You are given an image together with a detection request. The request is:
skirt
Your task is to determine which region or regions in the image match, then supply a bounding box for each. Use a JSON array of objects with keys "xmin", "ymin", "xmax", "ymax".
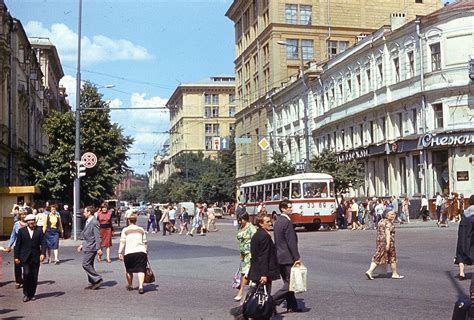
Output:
[
  {"xmin": 45, "ymin": 228, "xmax": 60, "ymax": 249},
  {"xmin": 124, "ymin": 252, "xmax": 147, "ymax": 273}
]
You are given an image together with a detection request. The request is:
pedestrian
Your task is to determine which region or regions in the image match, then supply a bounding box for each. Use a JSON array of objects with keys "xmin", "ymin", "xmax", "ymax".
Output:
[
  {"xmin": 24, "ymin": 201, "xmax": 33, "ymax": 215},
  {"xmin": 35, "ymin": 207, "xmax": 46, "ymax": 228},
  {"xmin": 365, "ymin": 210, "xmax": 404, "ymax": 280},
  {"xmin": 77, "ymin": 206, "xmax": 103, "ymax": 290},
  {"xmin": 359, "ymin": 201, "xmax": 367, "ymax": 229},
  {"xmin": 234, "ymin": 211, "xmax": 257, "ymax": 302},
  {"xmin": 454, "ymin": 195, "xmax": 474, "ymax": 280},
  {"xmin": 439, "ymin": 195, "xmax": 449, "ymax": 227},
  {"xmin": 13, "ymin": 214, "xmax": 46, "ymax": 302},
  {"xmin": 178, "ymin": 207, "xmax": 189, "ymax": 235},
  {"xmin": 351, "ymin": 199, "xmax": 361, "ymax": 230},
  {"xmin": 374, "ymin": 199, "xmax": 385, "ymax": 226},
  {"xmin": 451, "ymin": 193, "xmax": 460, "ymax": 222},
  {"xmin": 188, "ymin": 203, "xmax": 204, "ymax": 236},
  {"xmin": 336, "ymin": 201, "xmax": 346, "ymax": 229},
  {"xmin": 97, "ymin": 205, "xmax": 113, "ymax": 263},
  {"xmin": 115, "ymin": 206, "xmax": 122, "ymax": 227},
  {"xmin": 60, "ymin": 205, "xmax": 73, "ymax": 240},
  {"xmin": 435, "ymin": 192, "xmax": 443, "ymax": 224},
  {"xmin": 11, "ymin": 204, "xmax": 20, "ymax": 222},
  {"xmin": 146, "ymin": 207, "xmax": 157, "ymax": 234},
  {"xmin": 420, "ymin": 195, "xmax": 429, "ymax": 221},
  {"xmin": 43, "ymin": 205, "xmax": 63, "ymax": 264},
  {"xmin": 6, "ymin": 208, "xmax": 28, "ymax": 289},
  {"xmin": 246, "ymin": 213, "xmax": 280, "ymax": 317},
  {"xmin": 168, "ymin": 205, "xmax": 177, "ymax": 232},
  {"xmin": 391, "ymin": 196, "xmax": 399, "ymax": 222},
  {"xmin": 118, "ymin": 214, "xmax": 148, "ymax": 294},
  {"xmin": 124, "ymin": 206, "xmax": 133, "ymax": 226},
  {"xmin": 207, "ymin": 203, "xmax": 218, "ymax": 232},
  {"xmin": 160, "ymin": 206, "xmax": 172, "ymax": 236},
  {"xmin": 401, "ymin": 197, "xmax": 411, "ymax": 224},
  {"xmin": 154, "ymin": 206, "xmax": 162, "ymax": 232},
  {"xmin": 272, "ymin": 200, "xmax": 303, "ymax": 313}
]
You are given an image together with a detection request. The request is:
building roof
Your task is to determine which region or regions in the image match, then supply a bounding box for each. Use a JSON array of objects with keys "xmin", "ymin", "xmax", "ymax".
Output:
[
  {"xmin": 29, "ymin": 37, "xmax": 64, "ymax": 79},
  {"xmin": 180, "ymin": 76, "xmax": 235, "ymax": 87}
]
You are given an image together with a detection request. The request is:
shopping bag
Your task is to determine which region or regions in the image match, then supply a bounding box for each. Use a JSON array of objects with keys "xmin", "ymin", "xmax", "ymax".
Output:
[
  {"xmin": 144, "ymin": 259, "xmax": 155, "ymax": 283},
  {"xmin": 243, "ymin": 284, "xmax": 274, "ymax": 319},
  {"xmin": 289, "ymin": 263, "xmax": 307, "ymax": 293},
  {"xmin": 232, "ymin": 264, "xmax": 241, "ymax": 289}
]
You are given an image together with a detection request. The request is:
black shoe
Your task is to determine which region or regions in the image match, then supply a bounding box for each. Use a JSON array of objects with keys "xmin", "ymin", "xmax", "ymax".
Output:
[
  {"xmin": 90, "ymin": 279, "xmax": 103, "ymax": 290},
  {"xmin": 15, "ymin": 283, "xmax": 23, "ymax": 289},
  {"xmin": 23, "ymin": 296, "xmax": 30, "ymax": 302},
  {"xmin": 138, "ymin": 288, "xmax": 144, "ymax": 294},
  {"xmin": 287, "ymin": 308, "xmax": 303, "ymax": 313}
]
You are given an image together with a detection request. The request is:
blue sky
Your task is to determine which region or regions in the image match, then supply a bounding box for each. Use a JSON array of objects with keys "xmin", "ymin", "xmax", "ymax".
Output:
[{"xmin": 7, "ymin": 0, "xmax": 235, "ymax": 174}]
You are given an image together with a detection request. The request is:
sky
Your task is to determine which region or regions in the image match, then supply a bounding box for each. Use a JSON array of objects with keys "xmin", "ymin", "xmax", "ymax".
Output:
[{"xmin": 7, "ymin": 0, "xmax": 235, "ymax": 174}]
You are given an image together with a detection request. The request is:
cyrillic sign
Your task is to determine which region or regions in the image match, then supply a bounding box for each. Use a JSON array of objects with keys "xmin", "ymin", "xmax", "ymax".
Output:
[{"xmin": 420, "ymin": 133, "xmax": 474, "ymax": 148}]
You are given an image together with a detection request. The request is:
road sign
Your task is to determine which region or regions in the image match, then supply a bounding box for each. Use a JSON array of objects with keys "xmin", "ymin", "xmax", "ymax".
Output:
[
  {"xmin": 212, "ymin": 137, "xmax": 221, "ymax": 150},
  {"xmin": 220, "ymin": 137, "xmax": 229, "ymax": 150},
  {"xmin": 258, "ymin": 137, "xmax": 270, "ymax": 151},
  {"xmin": 234, "ymin": 137, "xmax": 252, "ymax": 144},
  {"xmin": 81, "ymin": 152, "xmax": 97, "ymax": 168},
  {"xmin": 78, "ymin": 161, "xmax": 86, "ymax": 177}
]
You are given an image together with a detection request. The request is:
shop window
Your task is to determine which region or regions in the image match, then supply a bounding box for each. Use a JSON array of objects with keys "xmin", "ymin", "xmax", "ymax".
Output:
[
  {"xmin": 399, "ymin": 157, "xmax": 407, "ymax": 195},
  {"xmin": 433, "ymin": 103, "xmax": 443, "ymax": 129},
  {"xmin": 413, "ymin": 155, "xmax": 422, "ymax": 194}
]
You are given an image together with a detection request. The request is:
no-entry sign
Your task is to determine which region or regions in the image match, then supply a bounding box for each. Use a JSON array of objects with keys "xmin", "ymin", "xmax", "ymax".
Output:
[{"xmin": 81, "ymin": 152, "xmax": 97, "ymax": 168}]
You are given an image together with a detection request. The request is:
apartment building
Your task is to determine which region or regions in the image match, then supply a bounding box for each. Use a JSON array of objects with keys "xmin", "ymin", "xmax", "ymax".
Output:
[
  {"xmin": 267, "ymin": 1, "xmax": 474, "ymax": 199},
  {"xmin": 148, "ymin": 139, "xmax": 171, "ymax": 188},
  {"xmin": 167, "ymin": 76, "xmax": 236, "ymax": 164},
  {"xmin": 226, "ymin": 0, "xmax": 441, "ymax": 183}
]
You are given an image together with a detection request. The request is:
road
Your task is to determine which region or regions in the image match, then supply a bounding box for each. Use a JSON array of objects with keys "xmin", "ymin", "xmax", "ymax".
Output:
[{"xmin": 0, "ymin": 216, "xmax": 466, "ymax": 319}]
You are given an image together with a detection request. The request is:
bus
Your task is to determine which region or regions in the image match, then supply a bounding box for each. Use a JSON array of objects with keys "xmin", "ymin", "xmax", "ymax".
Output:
[{"xmin": 239, "ymin": 173, "xmax": 337, "ymax": 231}]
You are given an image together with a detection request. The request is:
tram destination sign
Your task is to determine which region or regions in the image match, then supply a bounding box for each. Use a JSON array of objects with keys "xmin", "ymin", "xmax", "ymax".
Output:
[{"xmin": 420, "ymin": 132, "xmax": 474, "ymax": 148}]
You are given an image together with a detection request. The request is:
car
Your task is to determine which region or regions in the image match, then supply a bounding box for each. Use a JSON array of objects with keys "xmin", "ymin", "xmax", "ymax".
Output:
[{"xmin": 213, "ymin": 207, "xmax": 223, "ymax": 219}]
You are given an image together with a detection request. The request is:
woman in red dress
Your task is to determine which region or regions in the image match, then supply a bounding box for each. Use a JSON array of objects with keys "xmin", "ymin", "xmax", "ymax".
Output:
[{"xmin": 98, "ymin": 205, "xmax": 113, "ymax": 263}]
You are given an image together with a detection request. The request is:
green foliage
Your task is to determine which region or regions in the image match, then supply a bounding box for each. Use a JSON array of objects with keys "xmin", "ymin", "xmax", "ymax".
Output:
[
  {"xmin": 252, "ymin": 152, "xmax": 296, "ymax": 181},
  {"xmin": 147, "ymin": 137, "xmax": 236, "ymax": 204},
  {"xmin": 33, "ymin": 82, "xmax": 133, "ymax": 205},
  {"xmin": 310, "ymin": 149, "xmax": 364, "ymax": 195},
  {"xmin": 121, "ymin": 186, "xmax": 148, "ymax": 203}
]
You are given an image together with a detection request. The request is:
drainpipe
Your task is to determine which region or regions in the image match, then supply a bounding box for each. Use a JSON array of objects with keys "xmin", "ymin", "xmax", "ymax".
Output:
[
  {"xmin": 7, "ymin": 18, "xmax": 14, "ymax": 186},
  {"xmin": 416, "ymin": 17, "xmax": 429, "ymax": 199}
]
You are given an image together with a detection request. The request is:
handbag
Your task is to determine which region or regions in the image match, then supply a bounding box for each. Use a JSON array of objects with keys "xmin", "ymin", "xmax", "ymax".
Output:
[
  {"xmin": 232, "ymin": 264, "xmax": 242, "ymax": 289},
  {"xmin": 243, "ymin": 283, "xmax": 274, "ymax": 319},
  {"xmin": 144, "ymin": 259, "xmax": 155, "ymax": 283},
  {"xmin": 289, "ymin": 263, "xmax": 307, "ymax": 293}
]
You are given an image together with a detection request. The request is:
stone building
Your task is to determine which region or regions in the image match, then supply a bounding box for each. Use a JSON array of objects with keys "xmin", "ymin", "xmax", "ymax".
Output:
[
  {"xmin": 226, "ymin": 0, "xmax": 441, "ymax": 183},
  {"xmin": 266, "ymin": 1, "xmax": 474, "ymax": 200}
]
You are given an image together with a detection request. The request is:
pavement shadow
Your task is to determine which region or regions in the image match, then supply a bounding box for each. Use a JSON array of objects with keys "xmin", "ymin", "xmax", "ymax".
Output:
[
  {"xmin": 0, "ymin": 309, "xmax": 16, "ymax": 315},
  {"xmin": 35, "ymin": 291, "xmax": 65, "ymax": 300},
  {"xmin": 145, "ymin": 283, "xmax": 159, "ymax": 292},
  {"xmin": 445, "ymin": 270, "xmax": 469, "ymax": 300},
  {"xmin": 57, "ymin": 258, "xmax": 74, "ymax": 264},
  {"xmin": 2, "ymin": 317, "xmax": 24, "ymax": 320},
  {"xmin": 0, "ymin": 280, "xmax": 15, "ymax": 287},
  {"xmin": 100, "ymin": 280, "xmax": 118, "ymax": 288},
  {"xmin": 38, "ymin": 280, "xmax": 55, "ymax": 285}
]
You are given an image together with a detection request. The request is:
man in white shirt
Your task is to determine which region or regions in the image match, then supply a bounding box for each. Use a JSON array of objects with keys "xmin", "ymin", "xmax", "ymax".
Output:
[
  {"xmin": 435, "ymin": 192, "xmax": 443, "ymax": 224},
  {"xmin": 124, "ymin": 207, "xmax": 133, "ymax": 226},
  {"xmin": 420, "ymin": 195, "xmax": 430, "ymax": 221}
]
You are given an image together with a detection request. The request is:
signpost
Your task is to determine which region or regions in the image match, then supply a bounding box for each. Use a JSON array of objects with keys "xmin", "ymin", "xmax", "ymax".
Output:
[
  {"xmin": 234, "ymin": 137, "xmax": 252, "ymax": 144},
  {"xmin": 81, "ymin": 152, "xmax": 97, "ymax": 168},
  {"xmin": 220, "ymin": 137, "xmax": 229, "ymax": 150},
  {"xmin": 258, "ymin": 137, "xmax": 270, "ymax": 151},
  {"xmin": 212, "ymin": 137, "xmax": 221, "ymax": 150}
]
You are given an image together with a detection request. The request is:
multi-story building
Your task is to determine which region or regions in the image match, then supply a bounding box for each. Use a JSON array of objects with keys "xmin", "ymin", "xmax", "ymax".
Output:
[
  {"xmin": 167, "ymin": 76, "xmax": 236, "ymax": 164},
  {"xmin": 267, "ymin": 1, "xmax": 474, "ymax": 200},
  {"xmin": 148, "ymin": 139, "xmax": 172, "ymax": 188},
  {"xmin": 226, "ymin": 0, "xmax": 441, "ymax": 183}
]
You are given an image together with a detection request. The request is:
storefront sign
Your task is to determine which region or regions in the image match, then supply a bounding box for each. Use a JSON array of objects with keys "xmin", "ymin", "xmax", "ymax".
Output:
[
  {"xmin": 337, "ymin": 148, "xmax": 369, "ymax": 162},
  {"xmin": 457, "ymin": 171, "xmax": 469, "ymax": 181},
  {"xmin": 420, "ymin": 132, "xmax": 474, "ymax": 148}
]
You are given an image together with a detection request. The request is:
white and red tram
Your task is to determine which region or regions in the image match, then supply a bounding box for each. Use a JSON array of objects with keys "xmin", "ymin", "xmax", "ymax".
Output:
[{"xmin": 239, "ymin": 173, "xmax": 337, "ymax": 230}]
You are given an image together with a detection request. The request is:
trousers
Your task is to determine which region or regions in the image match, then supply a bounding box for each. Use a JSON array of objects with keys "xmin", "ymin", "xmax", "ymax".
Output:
[
  {"xmin": 272, "ymin": 264, "xmax": 298, "ymax": 309},
  {"xmin": 82, "ymin": 251, "xmax": 102, "ymax": 284},
  {"xmin": 14, "ymin": 261, "xmax": 23, "ymax": 285},
  {"xmin": 22, "ymin": 260, "xmax": 40, "ymax": 298}
]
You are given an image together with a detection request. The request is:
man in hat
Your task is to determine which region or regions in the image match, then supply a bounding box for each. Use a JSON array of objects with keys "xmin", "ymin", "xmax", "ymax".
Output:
[{"xmin": 14, "ymin": 214, "xmax": 46, "ymax": 302}]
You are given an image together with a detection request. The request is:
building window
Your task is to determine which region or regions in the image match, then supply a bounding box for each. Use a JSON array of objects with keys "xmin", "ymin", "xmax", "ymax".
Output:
[
  {"xmin": 212, "ymin": 124, "xmax": 220, "ymax": 135},
  {"xmin": 229, "ymin": 94, "xmax": 235, "ymax": 104},
  {"xmin": 212, "ymin": 106, "xmax": 219, "ymax": 118},
  {"xmin": 377, "ymin": 63, "xmax": 384, "ymax": 86},
  {"xmin": 301, "ymin": 40, "xmax": 313, "ymax": 60},
  {"xmin": 412, "ymin": 108, "xmax": 418, "ymax": 133},
  {"xmin": 413, "ymin": 155, "xmax": 421, "ymax": 194},
  {"xmin": 339, "ymin": 41, "xmax": 349, "ymax": 53},
  {"xmin": 407, "ymin": 51, "xmax": 414, "ymax": 78},
  {"xmin": 415, "ymin": 0, "xmax": 423, "ymax": 3},
  {"xmin": 229, "ymin": 123, "xmax": 235, "ymax": 132},
  {"xmin": 204, "ymin": 106, "xmax": 211, "ymax": 118},
  {"xmin": 350, "ymin": 127, "xmax": 354, "ymax": 148},
  {"xmin": 341, "ymin": 129, "xmax": 345, "ymax": 150},
  {"xmin": 300, "ymin": 5, "xmax": 312, "ymax": 25},
  {"xmin": 205, "ymin": 124, "xmax": 212, "ymax": 134},
  {"xmin": 286, "ymin": 39, "xmax": 299, "ymax": 59},
  {"xmin": 383, "ymin": 158, "xmax": 389, "ymax": 196},
  {"xmin": 393, "ymin": 57, "xmax": 400, "ymax": 83},
  {"xmin": 205, "ymin": 136, "xmax": 213, "ymax": 150},
  {"xmin": 399, "ymin": 157, "xmax": 407, "ymax": 195},
  {"xmin": 381, "ymin": 116, "xmax": 386, "ymax": 140},
  {"xmin": 369, "ymin": 120, "xmax": 374, "ymax": 143},
  {"xmin": 360, "ymin": 123, "xmax": 364, "ymax": 145},
  {"xmin": 433, "ymin": 103, "xmax": 443, "ymax": 129},
  {"xmin": 285, "ymin": 4, "xmax": 298, "ymax": 24},
  {"xmin": 356, "ymin": 73, "xmax": 361, "ymax": 95},
  {"xmin": 366, "ymin": 68, "xmax": 371, "ymax": 91},
  {"xmin": 327, "ymin": 40, "xmax": 338, "ymax": 59},
  {"xmin": 398, "ymin": 113, "xmax": 403, "ymax": 137},
  {"xmin": 338, "ymin": 83, "xmax": 343, "ymax": 104},
  {"xmin": 229, "ymin": 106, "xmax": 236, "ymax": 117},
  {"xmin": 205, "ymin": 93, "xmax": 219, "ymax": 105},
  {"xmin": 430, "ymin": 43, "xmax": 441, "ymax": 71}
]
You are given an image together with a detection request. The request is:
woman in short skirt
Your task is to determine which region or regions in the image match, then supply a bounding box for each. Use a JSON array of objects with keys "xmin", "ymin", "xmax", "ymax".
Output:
[{"xmin": 118, "ymin": 214, "xmax": 148, "ymax": 294}]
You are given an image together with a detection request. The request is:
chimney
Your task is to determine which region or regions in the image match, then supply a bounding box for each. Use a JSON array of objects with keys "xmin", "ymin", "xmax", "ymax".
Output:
[{"xmin": 391, "ymin": 12, "xmax": 407, "ymax": 31}]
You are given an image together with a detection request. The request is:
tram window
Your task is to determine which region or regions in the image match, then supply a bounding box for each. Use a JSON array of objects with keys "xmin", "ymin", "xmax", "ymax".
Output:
[
  {"xmin": 303, "ymin": 182, "xmax": 328, "ymax": 198},
  {"xmin": 264, "ymin": 184, "xmax": 272, "ymax": 201},
  {"xmin": 241, "ymin": 189, "xmax": 248, "ymax": 203},
  {"xmin": 250, "ymin": 187, "xmax": 256, "ymax": 202},
  {"xmin": 329, "ymin": 182, "xmax": 335, "ymax": 197},
  {"xmin": 273, "ymin": 183, "xmax": 281, "ymax": 200},
  {"xmin": 282, "ymin": 182, "xmax": 290, "ymax": 199},
  {"xmin": 257, "ymin": 185, "xmax": 264, "ymax": 202},
  {"xmin": 291, "ymin": 183, "xmax": 301, "ymax": 198}
]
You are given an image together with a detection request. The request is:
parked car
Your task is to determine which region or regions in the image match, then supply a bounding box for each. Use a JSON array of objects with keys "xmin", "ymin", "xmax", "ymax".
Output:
[{"xmin": 213, "ymin": 207, "xmax": 223, "ymax": 219}]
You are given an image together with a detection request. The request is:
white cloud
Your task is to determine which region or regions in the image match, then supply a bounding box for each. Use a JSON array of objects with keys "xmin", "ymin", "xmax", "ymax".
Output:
[{"xmin": 25, "ymin": 21, "xmax": 152, "ymax": 65}]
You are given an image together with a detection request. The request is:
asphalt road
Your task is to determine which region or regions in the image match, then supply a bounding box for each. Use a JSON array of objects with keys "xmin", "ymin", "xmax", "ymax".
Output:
[{"xmin": 0, "ymin": 216, "xmax": 467, "ymax": 319}]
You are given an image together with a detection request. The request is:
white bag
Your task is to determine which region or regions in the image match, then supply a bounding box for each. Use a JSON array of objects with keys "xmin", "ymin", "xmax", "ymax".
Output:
[{"xmin": 289, "ymin": 263, "xmax": 307, "ymax": 293}]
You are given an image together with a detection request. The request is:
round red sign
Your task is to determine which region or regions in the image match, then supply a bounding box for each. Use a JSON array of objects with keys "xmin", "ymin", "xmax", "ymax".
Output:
[{"xmin": 81, "ymin": 152, "xmax": 97, "ymax": 168}]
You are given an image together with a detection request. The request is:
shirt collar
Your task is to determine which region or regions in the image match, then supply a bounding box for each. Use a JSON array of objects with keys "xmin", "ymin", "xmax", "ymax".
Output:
[{"xmin": 281, "ymin": 213, "xmax": 291, "ymax": 221}]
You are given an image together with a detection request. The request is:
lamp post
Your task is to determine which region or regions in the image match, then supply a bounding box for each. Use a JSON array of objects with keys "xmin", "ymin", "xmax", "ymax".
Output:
[{"xmin": 277, "ymin": 40, "xmax": 311, "ymax": 173}]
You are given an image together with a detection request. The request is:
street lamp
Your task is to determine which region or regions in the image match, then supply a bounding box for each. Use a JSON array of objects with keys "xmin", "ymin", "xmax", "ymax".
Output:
[{"xmin": 277, "ymin": 40, "xmax": 311, "ymax": 173}]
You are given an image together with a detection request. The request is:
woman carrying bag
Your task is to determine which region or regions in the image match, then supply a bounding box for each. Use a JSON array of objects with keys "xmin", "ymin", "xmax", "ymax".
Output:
[{"xmin": 118, "ymin": 214, "xmax": 149, "ymax": 294}]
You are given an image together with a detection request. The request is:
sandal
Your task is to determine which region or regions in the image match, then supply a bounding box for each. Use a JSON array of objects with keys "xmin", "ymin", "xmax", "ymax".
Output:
[
  {"xmin": 365, "ymin": 272, "xmax": 374, "ymax": 280},
  {"xmin": 392, "ymin": 275, "xmax": 405, "ymax": 279},
  {"xmin": 126, "ymin": 286, "xmax": 133, "ymax": 291},
  {"xmin": 459, "ymin": 275, "xmax": 466, "ymax": 281}
]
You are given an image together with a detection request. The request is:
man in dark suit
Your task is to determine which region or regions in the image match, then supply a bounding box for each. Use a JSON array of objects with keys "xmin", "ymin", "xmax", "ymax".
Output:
[
  {"xmin": 77, "ymin": 206, "xmax": 103, "ymax": 290},
  {"xmin": 272, "ymin": 200, "xmax": 303, "ymax": 313},
  {"xmin": 60, "ymin": 204, "xmax": 73, "ymax": 239},
  {"xmin": 14, "ymin": 214, "xmax": 46, "ymax": 302}
]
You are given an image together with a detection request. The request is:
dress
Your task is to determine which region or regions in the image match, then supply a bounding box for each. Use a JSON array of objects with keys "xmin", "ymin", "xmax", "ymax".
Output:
[
  {"xmin": 454, "ymin": 206, "xmax": 474, "ymax": 265},
  {"xmin": 236, "ymin": 223, "xmax": 257, "ymax": 275},
  {"xmin": 120, "ymin": 224, "xmax": 147, "ymax": 273},
  {"xmin": 372, "ymin": 219, "xmax": 397, "ymax": 264},
  {"xmin": 98, "ymin": 211, "xmax": 113, "ymax": 247},
  {"xmin": 43, "ymin": 213, "xmax": 62, "ymax": 249}
]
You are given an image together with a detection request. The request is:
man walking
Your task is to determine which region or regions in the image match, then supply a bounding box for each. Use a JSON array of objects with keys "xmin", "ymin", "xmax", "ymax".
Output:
[
  {"xmin": 77, "ymin": 206, "xmax": 103, "ymax": 290},
  {"xmin": 272, "ymin": 200, "xmax": 303, "ymax": 313},
  {"xmin": 60, "ymin": 205, "xmax": 73, "ymax": 239},
  {"xmin": 435, "ymin": 192, "xmax": 443, "ymax": 224},
  {"xmin": 14, "ymin": 214, "xmax": 46, "ymax": 302}
]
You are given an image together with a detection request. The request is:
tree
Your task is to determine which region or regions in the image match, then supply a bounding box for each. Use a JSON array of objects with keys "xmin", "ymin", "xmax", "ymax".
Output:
[
  {"xmin": 310, "ymin": 149, "xmax": 364, "ymax": 197},
  {"xmin": 33, "ymin": 82, "xmax": 133, "ymax": 205},
  {"xmin": 253, "ymin": 152, "xmax": 296, "ymax": 181}
]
